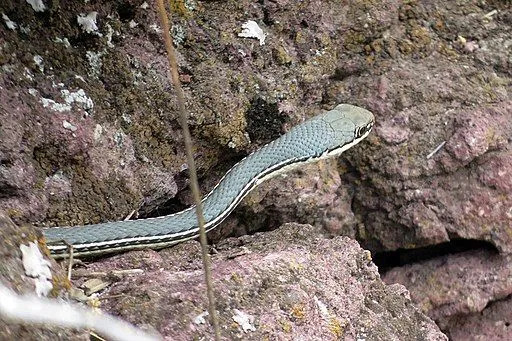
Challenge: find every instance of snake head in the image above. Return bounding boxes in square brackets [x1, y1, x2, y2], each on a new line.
[321, 104, 375, 144]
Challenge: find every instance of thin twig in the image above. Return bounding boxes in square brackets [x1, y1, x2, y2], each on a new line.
[73, 269, 144, 278]
[426, 141, 446, 159]
[155, 1, 221, 339]
[124, 209, 136, 221]
[64, 241, 74, 281]
[0, 284, 160, 341]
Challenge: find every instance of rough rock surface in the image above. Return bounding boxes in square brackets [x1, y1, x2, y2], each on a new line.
[446, 295, 512, 341]
[0, 212, 87, 340]
[383, 249, 512, 335]
[72, 223, 447, 340]
[0, 0, 511, 339]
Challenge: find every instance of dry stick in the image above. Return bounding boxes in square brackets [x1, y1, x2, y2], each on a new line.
[155, 1, 221, 340]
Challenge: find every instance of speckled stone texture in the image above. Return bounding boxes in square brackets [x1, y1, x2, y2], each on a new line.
[73, 223, 447, 340]
[0, 0, 511, 339]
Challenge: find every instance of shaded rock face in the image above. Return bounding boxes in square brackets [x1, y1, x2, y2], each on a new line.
[74, 223, 447, 340]
[381, 248, 512, 340]
[0, 0, 510, 340]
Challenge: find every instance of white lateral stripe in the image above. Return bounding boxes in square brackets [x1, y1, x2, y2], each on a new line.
[48, 124, 373, 255]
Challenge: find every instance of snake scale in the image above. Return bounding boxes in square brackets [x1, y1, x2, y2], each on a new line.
[44, 104, 374, 258]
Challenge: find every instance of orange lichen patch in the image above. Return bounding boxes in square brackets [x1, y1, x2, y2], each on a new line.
[37, 235, 53, 259]
[169, 0, 192, 18]
[290, 303, 306, 320]
[50, 274, 72, 297]
[279, 319, 293, 333]
[328, 317, 345, 339]
[230, 272, 243, 284]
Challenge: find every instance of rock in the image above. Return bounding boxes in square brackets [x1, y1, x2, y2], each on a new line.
[445, 295, 512, 341]
[382, 249, 512, 330]
[352, 78, 512, 252]
[210, 160, 358, 243]
[0, 212, 86, 339]
[76, 223, 447, 340]
[0, 0, 511, 339]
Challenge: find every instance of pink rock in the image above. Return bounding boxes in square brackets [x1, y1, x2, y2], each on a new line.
[77, 223, 447, 340]
[383, 250, 512, 330]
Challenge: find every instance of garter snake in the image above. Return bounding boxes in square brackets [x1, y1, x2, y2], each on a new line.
[44, 104, 374, 258]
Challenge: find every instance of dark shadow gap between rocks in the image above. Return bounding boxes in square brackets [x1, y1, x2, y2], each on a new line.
[139, 148, 245, 219]
[373, 238, 499, 274]
[481, 293, 512, 313]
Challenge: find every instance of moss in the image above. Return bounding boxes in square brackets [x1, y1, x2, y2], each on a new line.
[437, 42, 459, 59]
[231, 272, 243, 284]
[41, 163, 142, 226]
[273, 46, 293, 66]
[6, 208, 22, 219]
[344, 31, 368, 53]
[37, 236, 52, 258]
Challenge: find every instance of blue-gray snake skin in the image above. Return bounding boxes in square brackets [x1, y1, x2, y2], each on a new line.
[44, 104, 374, 258]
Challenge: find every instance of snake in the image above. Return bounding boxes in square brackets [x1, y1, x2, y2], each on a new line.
[44, 104, 374, 258]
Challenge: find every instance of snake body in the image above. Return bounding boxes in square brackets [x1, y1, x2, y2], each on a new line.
[44, 104, 374, 258]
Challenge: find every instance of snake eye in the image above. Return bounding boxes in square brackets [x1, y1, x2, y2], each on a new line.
[356, 123, 372, 138]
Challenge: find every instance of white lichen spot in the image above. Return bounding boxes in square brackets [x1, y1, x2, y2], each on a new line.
[2, 13, 17, 30]
[33, 55, 44, 72]
[314, 296, 330, 319]
[105, 23, 115, 48]
[172, 25, 185, 45]
[30, 87, 94, 113]
[114, 130, 125, 147]
[63, 120, 78, 132]
[232, 309, 256, 333]
[93, 124, 103, 141]
[75, 75, 86, 82]
[122, 113, 132, 124]
[54, 37, 71, 48]
[238, 20, 267, 45]
[140, 1, 149, 9]
[61, 88, 94, 111]
[228, 141, 236, 149]
[41, 97, 71, 112]
[244, 132, 251, 144]
[149, 23, 162, 33]
[193, 311, 209, 325]
[184, 0, 196, 11]
[86, 50, 104, 77]
[26, 0, 46, 12]
[19, 24, 30, 34]
[23, 67, 34, 81]
[20, 242, 53, 297]
[77, 12, 101, 35]
[129, 20, 138, 29]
